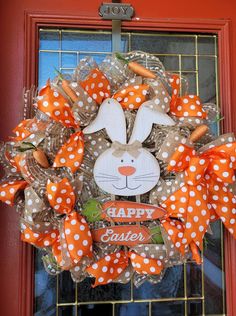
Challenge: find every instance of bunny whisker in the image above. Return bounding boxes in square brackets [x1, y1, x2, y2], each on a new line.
[98, 172, 120, 179]
[96, 175, 121, 180]
[96, 179, 119, 183]
[133, 175, 159, 179]
[133, 172, 154, 177]
[134, 179, 157, 183]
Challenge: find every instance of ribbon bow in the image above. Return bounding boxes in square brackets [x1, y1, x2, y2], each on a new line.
[111, 140, 142, 158]
[164, 140, 236, 243]
[21, 178, 93, 270]
[80, 67, 149, 109]
[169, 74, 207, 119]
[160, 217, 201, 264]
[86, 250, 163, 287]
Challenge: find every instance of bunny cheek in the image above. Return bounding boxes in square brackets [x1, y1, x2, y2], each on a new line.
[93, 149, 160, 196]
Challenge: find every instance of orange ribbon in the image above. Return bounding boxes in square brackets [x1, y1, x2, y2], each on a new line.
[160, 217, 201, 264]
[0, 180, 28, 205]
[36, 81, 78, 128]
[113, 84, 149, 110]
[21, 177, 92, 269]
[79, 67, 149, 109]
[169, 74, 207, 119]
[165, 142, 236, 241]
[80, 68, 111, 104]
[11, 117, 48, 141]
[86, 250, 163, 287]
[53, 131, 84, 173]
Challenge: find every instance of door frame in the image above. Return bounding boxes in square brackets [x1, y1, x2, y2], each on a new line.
[20, 12, 234, 316]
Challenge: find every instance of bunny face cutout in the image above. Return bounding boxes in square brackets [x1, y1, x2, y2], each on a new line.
[92, 147, 160, 196]
[83, 98, 175, 196]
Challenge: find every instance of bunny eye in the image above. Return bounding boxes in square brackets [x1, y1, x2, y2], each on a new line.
[121, 159, 124, 163]
[131, 159, 134, 163]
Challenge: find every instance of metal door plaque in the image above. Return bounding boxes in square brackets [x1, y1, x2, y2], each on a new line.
[99, 3, 134, 20]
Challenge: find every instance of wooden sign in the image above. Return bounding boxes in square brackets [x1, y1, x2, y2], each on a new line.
[92, 225, 151, 246]
[102, 200, 166, 222]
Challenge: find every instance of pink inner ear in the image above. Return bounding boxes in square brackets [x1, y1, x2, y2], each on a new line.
[118, 166, 136, 176]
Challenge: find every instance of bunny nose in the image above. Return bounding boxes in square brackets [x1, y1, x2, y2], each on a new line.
[118, 166, 136, 176]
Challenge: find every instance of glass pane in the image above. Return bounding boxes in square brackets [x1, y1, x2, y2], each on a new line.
[187, 300, 203, 315]
[198, 36, 216, 55]
[36, 29, 224, 316]
[78, 304, 113, 316]
[34, 249, 56, 316]
[130, 33, 195, 54]
[152, 301, 185, 316]
[61, 31, 112, 52]
[134, 266, 184, 300]
[77, 279, 131, 302]
[115, 302, 149, 316]
[58, 306, 76, 316]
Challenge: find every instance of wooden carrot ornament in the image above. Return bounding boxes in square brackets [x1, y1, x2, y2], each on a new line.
[17, 142, 50, 168]
[33, 148, 50, 168]
[189, 124, 209, 143]
[116, 53, 156, 79]
[55, 69, 79, 103]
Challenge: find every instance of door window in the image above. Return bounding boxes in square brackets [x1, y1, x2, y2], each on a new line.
[35, 29, 224, 316]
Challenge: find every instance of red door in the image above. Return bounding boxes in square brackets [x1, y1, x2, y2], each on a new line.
[1, 1, 236, 315]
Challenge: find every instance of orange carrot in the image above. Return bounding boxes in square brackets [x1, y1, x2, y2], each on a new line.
[61, 79, 79, 103]
[128, 61, 156, 79]
[189, 124, 209, 142]
[55, 69, 78, 103]
[116, 53, 156, 79]
[33, 149, 50, 168]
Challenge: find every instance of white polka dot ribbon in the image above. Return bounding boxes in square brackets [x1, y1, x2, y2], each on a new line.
[20, 177, 93, 270]
[169, 74, 207, 119]
[164, 141, 236, 242]
[113, 84, 149, 110]
[53, 131, 84, 174]
[160, 217, 201, 264]
[0, 180, 28, 206]
[86, 250, 163, 287]
[36, 81, 79, 128]
[11, 117, 48, 142]
[80, 67, 150, 110]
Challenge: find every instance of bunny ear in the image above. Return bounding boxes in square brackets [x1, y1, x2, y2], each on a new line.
[129, 102, 175, 144]
[83, 98, 127, 144]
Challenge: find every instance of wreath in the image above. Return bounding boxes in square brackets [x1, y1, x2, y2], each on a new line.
[1, 51, 236, 287]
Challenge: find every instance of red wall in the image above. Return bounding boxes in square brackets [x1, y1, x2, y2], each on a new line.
[0, 1, 236, 315]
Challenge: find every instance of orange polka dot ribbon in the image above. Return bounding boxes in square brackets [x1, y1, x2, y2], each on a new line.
[86, 250, 163, 287]
[80, 68, 111, 104]
[79, 68, 149, 109]
[36, 81, 78, 128]
[11, 117, 48, 141]
[160, 218, 202, 264]
[112, 84, 149, 110]
[164, 141, 236, 241]
[46, 178, 76, 214]
[0, 180, 28, 206]
[169, 74, 207, 119]
[4, 150, 21, 172]
[53, 131, 84, 173]
[12, 119, 32, 141]
[21, 211, 92, 270]
[21, 177, 93, 269]
[21, 224, 59, 248]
